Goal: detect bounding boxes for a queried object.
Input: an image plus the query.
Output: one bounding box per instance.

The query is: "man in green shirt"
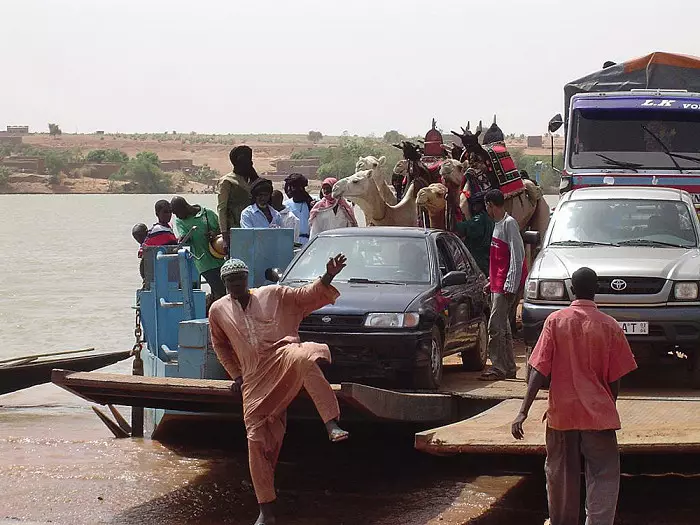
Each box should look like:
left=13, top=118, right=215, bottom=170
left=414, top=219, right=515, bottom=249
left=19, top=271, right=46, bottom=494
left=454, top=198, right=495, bottom=276
left=217, top=145, right=259, bottom=253
left=171, top=196, right=226, bottom=300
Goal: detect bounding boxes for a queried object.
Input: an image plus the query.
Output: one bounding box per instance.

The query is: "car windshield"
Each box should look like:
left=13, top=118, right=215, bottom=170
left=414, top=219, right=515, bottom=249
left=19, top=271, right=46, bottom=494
left=284, top=236, right=432, bottom=284
left=570, top=108, right=700, bottom=170
left=549, top=199, right=697, bottom=248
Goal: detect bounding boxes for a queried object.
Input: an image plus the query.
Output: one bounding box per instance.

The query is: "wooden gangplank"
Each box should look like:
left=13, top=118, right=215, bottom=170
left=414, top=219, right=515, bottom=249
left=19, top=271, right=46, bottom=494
left=415, top=398, right=700, bottom=455
left=51, top=370, right=455, bottom=423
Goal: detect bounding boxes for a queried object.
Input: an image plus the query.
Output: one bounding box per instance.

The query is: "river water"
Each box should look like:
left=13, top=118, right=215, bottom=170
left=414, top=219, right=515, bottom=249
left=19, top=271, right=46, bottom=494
left=4, top=193, right=699, bottom=525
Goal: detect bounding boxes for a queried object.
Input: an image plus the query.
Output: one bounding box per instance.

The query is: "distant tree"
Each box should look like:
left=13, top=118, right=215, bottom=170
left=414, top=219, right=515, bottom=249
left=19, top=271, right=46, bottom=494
left=0, top=166, right=11, bottom=186
left=48, top=123, right=62, bottom=137
left=189, top=164, right=221, bottom=183
left=135, top=151, right=160, bottom=165
left=122, top=155, right=171, bottom=193
left=86, top=149, right=129, bottom=164
left=44, top=151, right=66, bottom=176
left=307, top=130, right=323, bottom=143
left=383, top=130, right=406, bottom=144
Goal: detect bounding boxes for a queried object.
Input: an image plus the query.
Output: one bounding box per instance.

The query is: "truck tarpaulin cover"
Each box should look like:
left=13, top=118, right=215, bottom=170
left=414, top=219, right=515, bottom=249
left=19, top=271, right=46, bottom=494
left=564, top=52, right=700, bottom=119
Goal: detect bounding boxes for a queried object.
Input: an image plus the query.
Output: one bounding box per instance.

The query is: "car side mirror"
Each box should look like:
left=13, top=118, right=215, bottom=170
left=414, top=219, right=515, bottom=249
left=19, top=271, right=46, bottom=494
left=265, top=267, right=281, bottom=283
left=523, top=231, right=541, bottom=246
left=441, top=270, right=467, bottom=287
left=548, top=114, right=564, bottom=133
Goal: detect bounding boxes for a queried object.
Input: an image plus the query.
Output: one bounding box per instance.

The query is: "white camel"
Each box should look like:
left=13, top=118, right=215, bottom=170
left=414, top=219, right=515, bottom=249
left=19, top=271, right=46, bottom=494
left=333, top=169, right=417, bottom=227
left=356, top=155, right=397, bottom=205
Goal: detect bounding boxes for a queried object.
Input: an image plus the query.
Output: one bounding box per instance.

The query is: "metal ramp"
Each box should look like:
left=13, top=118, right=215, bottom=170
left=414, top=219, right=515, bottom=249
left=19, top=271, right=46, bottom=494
left=415, top=398, right=700, bottom=455
left=51, top=370, right=455, bottom=423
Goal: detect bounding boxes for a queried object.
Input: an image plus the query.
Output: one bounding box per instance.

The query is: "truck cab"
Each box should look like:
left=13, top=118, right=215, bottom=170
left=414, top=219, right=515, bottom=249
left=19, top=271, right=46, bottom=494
left=552, top=52, right=700, bottom=212
left=559, top=91, right=700, bottom=210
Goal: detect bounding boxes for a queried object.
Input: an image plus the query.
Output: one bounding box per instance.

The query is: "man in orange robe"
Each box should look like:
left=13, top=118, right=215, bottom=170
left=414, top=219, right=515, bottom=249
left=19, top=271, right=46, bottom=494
left=209, top=255, right=349, bottom=525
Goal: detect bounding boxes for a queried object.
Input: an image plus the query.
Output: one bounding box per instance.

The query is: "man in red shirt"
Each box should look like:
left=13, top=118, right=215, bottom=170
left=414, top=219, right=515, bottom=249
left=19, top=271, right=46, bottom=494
left=512, top=267, right=637, bottom=525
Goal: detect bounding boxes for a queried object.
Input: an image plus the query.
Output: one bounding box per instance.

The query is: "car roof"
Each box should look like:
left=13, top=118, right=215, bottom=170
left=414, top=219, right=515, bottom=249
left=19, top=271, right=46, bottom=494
left=564, top=186, right=686, bottom=202
left=315, top=226, right=438, bottom=238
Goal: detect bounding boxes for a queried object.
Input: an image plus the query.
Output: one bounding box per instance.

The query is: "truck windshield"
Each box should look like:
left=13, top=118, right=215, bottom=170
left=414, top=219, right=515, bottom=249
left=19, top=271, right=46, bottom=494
left=570, top=108, right=700, bottom=170
left=549, top=199, right=697, bottom=248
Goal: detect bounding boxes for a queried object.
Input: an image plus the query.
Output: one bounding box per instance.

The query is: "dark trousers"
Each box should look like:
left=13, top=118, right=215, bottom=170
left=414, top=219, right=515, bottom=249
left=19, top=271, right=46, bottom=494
left=201, top=267, right=226, bottom=301
left=545, top=427, right=620, bottom=525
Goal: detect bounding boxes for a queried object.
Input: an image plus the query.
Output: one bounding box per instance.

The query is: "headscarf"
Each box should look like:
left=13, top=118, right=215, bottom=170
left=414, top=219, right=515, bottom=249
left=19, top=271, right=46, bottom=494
left=309, top=177, right=358, bottom=226
left=229, top=145, right=252, bottom=167
left=250, top=178, right=274, bottom=200
left=284, top=173, right=315, bottom=210
left=220, top=258, right=249, bottom=279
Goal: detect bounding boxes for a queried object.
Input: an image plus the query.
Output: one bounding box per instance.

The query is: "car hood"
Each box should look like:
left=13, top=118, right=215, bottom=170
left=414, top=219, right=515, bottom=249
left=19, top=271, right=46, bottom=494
left=288, top=282, right=426, bottom=315
left=532, top=246, right=700, bottom=280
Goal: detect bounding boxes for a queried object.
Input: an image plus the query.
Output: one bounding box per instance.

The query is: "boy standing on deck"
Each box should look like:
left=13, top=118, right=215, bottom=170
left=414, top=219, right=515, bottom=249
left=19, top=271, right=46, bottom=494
left=511, top=267, right=637, bottom=525
left=480, top=189, right=526, bottom=381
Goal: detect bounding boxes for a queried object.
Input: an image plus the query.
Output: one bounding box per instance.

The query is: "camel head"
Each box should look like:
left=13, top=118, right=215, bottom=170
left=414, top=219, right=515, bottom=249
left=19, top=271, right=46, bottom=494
left=416, top=183, right=448, bottom=212
left=356, top=155, right=386, bottom=172
left=441, top=142, right=465, bottom=161
left=439, top=158, right=467, bottom=187
left=393, top=159, right=409, bottom=177
left=393, top=141, right=423, bottom=162
left=451, top=125, right=488, bottom=161
left=332, top=170, right=373, bottom=201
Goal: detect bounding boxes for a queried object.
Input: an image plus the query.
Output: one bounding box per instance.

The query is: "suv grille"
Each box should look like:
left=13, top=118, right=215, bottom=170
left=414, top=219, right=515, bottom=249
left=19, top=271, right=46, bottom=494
left=597, top=277, right=666, bottom=295
left=300, top=314, right=366, bottom=331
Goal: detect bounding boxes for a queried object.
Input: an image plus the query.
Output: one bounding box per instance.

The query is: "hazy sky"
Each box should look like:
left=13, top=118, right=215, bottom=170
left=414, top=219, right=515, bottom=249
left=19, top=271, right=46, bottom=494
left=2, top=0, right=699, bottom=136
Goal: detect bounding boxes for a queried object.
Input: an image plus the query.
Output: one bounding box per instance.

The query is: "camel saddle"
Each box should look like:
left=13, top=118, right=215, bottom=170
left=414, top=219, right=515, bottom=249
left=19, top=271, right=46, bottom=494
left=482, top=142, right=525, bottom=198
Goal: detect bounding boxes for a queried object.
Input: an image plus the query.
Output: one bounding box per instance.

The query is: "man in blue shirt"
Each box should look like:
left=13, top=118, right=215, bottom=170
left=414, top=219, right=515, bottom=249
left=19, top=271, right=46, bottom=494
left=240, top=178, right=283, bottom=229
left=283, top=173, right=316, bottom=245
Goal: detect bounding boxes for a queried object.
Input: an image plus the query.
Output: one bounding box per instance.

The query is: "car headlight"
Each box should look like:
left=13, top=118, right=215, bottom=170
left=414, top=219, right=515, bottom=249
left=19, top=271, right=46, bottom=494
left=673, top=282, right=698, bottom=300
left=364, top=312, right=420, bottom=328
left=525, top=279, right=538, bottom=300
left=539, top=281, right=566, bottom=300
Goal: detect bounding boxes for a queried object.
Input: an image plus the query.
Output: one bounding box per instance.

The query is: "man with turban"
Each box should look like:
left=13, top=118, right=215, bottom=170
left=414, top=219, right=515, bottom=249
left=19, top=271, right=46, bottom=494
left=283, top=173, right=316, bottom=245
left=209, top=255, right=349, bottom=525
left=218, top=146, right=260, bottom=251
left=240, top=178, right=283, bottom=229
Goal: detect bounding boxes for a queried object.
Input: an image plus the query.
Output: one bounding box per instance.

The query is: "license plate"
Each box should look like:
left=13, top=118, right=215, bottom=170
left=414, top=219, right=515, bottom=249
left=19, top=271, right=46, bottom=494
left=619, top=321, right=649, bottom=335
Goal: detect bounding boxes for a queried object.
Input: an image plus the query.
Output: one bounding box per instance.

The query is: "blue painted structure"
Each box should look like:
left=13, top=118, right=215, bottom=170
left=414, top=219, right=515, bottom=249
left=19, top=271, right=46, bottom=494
left=136, top=229, right=295, bottom=434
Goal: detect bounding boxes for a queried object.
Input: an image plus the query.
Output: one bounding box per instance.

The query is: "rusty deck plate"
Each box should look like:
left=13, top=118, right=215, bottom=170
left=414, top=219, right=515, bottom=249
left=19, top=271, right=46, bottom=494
left=415, top=398, right=700, bottom=455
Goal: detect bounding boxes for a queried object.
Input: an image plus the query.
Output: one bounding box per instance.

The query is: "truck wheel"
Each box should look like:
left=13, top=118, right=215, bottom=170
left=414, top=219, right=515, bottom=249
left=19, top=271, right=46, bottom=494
left=461, top=318, right=487, bottom=371
left=412, top=326, right=444, bottom=390
left=692, top=351, right=700, bottom=390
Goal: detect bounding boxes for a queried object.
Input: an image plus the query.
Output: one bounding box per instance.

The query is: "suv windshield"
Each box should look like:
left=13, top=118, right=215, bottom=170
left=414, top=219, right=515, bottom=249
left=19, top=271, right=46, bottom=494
left=284, top=236, right=432, bottom=284
left=570, top=108, right=700, bottom=170
left=549, top=199, right=697, bottom=248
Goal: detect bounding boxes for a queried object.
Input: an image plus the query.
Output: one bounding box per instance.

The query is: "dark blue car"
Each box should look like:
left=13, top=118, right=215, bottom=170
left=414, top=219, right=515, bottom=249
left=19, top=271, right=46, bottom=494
left=277, top=227, right=489, bottom=390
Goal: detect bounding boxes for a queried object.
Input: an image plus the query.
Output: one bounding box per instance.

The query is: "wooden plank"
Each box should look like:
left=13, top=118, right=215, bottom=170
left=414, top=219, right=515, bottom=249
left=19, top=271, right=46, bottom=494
left=52, top=370, right=450, bottom=422
left=416, top=398, right=700, bottom=455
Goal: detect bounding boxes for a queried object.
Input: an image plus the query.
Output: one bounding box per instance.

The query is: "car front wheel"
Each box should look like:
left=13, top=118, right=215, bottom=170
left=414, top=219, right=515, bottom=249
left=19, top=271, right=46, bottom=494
left=411, top=326, right=444, bottom=390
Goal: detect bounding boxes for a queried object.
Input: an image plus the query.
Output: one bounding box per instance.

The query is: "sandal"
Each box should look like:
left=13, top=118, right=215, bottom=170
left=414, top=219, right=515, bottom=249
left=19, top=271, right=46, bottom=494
left=478, top=370, right=506, bottom=381
left=328, top=428, right=350, bottom=443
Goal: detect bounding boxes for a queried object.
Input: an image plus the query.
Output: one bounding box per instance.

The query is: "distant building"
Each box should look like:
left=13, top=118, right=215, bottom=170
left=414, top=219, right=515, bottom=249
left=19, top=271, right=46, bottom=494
left=6, top=126, right=29, bottom=135
left=270, top=158, right=321, bottom=179
left=527, top=135, right=544, bottom=148
left=95, top=130, right=105, bottom=135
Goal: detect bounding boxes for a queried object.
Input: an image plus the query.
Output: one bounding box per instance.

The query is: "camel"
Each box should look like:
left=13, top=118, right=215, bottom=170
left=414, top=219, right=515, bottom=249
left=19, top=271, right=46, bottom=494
left=356, top=155, right=397, bottom=205
left=440, top=157, right=551, bottom=243
left=416, top=183, right=448, bottom=230
left=332, top=169, right=417, bottom=227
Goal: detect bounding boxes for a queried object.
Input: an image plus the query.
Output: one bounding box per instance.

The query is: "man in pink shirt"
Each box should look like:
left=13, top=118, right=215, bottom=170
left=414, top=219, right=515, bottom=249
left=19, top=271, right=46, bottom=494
left=512, top=267, right=637, bottom=525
